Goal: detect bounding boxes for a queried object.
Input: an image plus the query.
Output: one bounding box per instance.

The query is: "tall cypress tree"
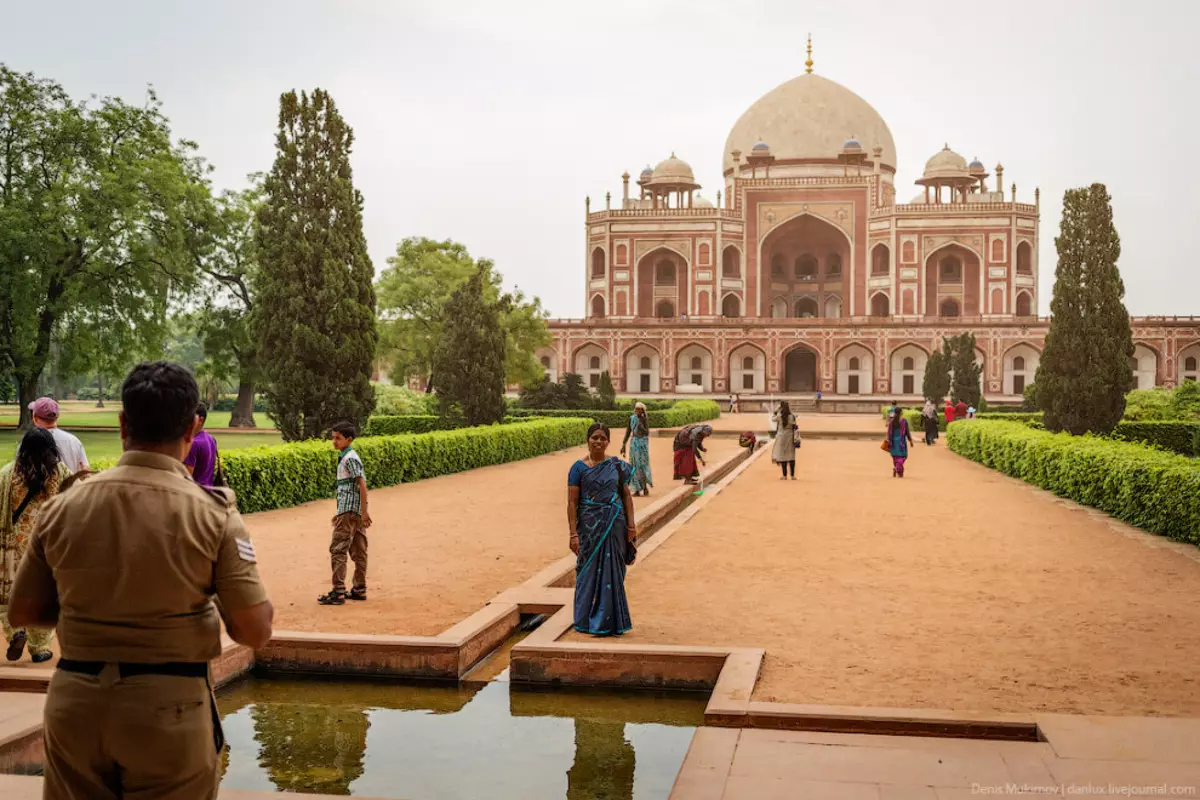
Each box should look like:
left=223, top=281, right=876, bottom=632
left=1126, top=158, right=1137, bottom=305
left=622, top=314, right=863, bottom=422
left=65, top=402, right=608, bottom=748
left=433, top=270, right=506, bottom=426
left=255, top=89, right=377, bottom=440
left=923, top=349, right=951, bottom=403
left=1036, top=184, right=1132, bottom=435
left=948, top=332, right=982, bottom=407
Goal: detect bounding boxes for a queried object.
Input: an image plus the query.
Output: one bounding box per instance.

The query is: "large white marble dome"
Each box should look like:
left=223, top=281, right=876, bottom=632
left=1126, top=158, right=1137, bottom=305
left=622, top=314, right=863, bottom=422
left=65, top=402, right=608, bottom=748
left=723, top=73, right=897, bottom=173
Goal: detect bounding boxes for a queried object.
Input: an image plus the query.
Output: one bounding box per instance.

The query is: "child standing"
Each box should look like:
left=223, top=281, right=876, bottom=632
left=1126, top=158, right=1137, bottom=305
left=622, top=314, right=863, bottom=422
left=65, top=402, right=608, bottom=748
left=318, top=422, right=372, bottom=605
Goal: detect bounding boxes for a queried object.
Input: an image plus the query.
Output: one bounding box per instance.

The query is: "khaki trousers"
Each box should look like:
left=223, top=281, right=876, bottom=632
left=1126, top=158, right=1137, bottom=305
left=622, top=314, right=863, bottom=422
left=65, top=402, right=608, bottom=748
left=42, top=666, right=219, bottom=799
left=330, top=512, right=368, bottom=592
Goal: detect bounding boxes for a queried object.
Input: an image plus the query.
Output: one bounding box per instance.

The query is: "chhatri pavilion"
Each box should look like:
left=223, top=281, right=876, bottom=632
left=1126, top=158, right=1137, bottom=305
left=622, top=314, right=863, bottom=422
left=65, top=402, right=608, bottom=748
left=541, top=44, right=1198, bottom=405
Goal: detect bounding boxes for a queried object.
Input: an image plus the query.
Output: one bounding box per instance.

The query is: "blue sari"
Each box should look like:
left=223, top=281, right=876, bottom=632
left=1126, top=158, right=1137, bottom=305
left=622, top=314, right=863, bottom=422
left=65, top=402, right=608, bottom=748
left=569, top=457, right=633, bottom=636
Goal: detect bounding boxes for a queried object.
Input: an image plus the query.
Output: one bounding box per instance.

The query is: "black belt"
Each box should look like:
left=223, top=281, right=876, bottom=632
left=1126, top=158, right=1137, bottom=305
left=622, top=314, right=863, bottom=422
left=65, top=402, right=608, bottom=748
left=57, top=659, right=208, bottom=679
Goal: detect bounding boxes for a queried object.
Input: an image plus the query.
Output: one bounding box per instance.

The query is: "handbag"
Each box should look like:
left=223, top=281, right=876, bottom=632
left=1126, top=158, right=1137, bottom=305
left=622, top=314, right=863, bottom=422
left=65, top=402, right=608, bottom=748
left=880, top=439, right=890, bottom=452
left=615, top=457, right=637, bottom=566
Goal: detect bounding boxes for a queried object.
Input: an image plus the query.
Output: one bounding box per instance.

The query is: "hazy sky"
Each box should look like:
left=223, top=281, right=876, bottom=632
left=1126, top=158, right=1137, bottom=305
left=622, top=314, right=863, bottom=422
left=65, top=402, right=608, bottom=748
left=3, top=0, right=1196, bottom=318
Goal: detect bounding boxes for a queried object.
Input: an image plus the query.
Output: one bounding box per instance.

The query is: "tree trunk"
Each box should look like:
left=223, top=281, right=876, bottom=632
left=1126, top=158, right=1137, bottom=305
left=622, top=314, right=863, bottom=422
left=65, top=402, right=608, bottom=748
left=17, top=378, right=38, bottom=430
left=229, top=381, right=257, bottom=428
left=96, top=374, right=105, bottom=408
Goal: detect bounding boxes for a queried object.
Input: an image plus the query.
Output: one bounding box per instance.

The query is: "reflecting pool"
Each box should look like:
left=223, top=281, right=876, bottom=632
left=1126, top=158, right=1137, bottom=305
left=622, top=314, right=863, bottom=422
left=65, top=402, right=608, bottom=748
left=217, top=676, right=706, bottom=798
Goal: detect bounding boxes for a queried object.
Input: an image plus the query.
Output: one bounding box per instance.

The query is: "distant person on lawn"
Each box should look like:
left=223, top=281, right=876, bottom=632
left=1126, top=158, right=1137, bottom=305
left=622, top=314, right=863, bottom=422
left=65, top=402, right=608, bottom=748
left=319, top=422, right=371, bottom=606
left=28, top=397, right=89, bottom=475
left=2, top=428, right=70, bottom=663
left=184, top=403, right=219, bottom=487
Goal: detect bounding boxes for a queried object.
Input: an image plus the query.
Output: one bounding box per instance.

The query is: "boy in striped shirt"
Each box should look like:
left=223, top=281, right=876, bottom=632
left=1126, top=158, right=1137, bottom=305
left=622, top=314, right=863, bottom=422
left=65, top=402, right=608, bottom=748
left=318, top=422, right=372, bottom=605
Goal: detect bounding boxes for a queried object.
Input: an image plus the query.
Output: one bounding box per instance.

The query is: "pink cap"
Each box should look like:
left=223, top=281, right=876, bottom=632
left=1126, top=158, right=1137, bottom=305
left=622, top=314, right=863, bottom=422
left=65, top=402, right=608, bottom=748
left=28, top=396, right=59, bottom=421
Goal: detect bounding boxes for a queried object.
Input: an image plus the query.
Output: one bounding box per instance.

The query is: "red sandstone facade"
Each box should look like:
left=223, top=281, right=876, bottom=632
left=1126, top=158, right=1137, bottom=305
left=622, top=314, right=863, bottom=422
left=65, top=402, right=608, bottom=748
left=543, top=67, right=1199, bottom=403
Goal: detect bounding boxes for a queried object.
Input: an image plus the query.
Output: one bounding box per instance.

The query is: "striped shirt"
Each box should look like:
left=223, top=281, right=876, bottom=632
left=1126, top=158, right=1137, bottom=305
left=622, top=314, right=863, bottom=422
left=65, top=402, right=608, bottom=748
left=335, top=447, right=365, bottom=516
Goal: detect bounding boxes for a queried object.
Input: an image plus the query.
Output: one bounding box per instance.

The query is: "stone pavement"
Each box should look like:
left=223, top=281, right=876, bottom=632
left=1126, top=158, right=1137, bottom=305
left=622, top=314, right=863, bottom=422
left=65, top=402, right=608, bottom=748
left=672, top=718, right=1200, bottom=799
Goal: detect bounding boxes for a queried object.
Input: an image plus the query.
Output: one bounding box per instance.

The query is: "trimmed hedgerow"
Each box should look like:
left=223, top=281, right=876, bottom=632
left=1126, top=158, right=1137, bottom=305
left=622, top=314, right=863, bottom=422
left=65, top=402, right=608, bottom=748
left=94, top=418, right=590, bottom=514
left=221, top=417, right=589, bottom=513
left=1111, top=421, right=1200, bottom=457
left=947, top=420, right=1200, bottom=544
left=507, top=399, right=720, bottom=430
left=362, top=415, right=449, bottom=435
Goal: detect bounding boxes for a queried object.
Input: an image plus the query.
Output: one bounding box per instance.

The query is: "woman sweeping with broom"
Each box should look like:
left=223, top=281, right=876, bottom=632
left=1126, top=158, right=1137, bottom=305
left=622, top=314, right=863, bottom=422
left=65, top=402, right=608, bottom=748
left=672, top=423, right=712, bottom=487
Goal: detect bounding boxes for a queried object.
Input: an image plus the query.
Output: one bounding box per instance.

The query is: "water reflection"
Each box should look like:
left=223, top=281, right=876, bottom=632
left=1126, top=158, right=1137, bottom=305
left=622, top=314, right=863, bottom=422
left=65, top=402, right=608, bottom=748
left=251, top=704, right=369, bottom=794
left=217, top=676, right=702, bottom=799
left=567, top=720, right=634, bottom=800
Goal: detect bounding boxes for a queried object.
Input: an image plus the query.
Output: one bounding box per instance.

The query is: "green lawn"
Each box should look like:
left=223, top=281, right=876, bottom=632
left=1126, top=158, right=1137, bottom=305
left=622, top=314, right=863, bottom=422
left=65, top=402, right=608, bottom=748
left=0, top=429, right=283, bottom=464
left=0, top=409, right=275, bottom=429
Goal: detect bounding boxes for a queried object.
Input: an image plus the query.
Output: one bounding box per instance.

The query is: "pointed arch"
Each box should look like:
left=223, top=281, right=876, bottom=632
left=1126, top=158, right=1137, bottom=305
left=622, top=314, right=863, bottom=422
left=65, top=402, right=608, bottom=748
left=572, top=342, right=610, bottom=389
left=871, top=243, right=890, bottom=276
left=729, top=343, right=767, bottom=394
left=590, top=294, right=606, bottom=318
left=721, top=293, right=741, bottom=318
left=890, top=343, right=930, bottom=396
left=591, top=247, right=606, bottom=278
left=624, top=343, right=661, bottom=394
left=676, top=344, right=714, bottom=392
left=1015, top=290, right=1033, bottom=317
left=836, top=343, right=875, bottom=395
left=869, top=292, right=890, bottom=317
left=1002, top=342, right=1041, bottom=396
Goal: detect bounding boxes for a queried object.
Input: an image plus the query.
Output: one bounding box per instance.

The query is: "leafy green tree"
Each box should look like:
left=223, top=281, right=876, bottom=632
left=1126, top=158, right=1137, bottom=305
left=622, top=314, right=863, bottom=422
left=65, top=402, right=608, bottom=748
left=432, top=270, right=506, bottom=426
left=518, top=375, right=565, bottom=409
left=195, top=181, right=264, bottom=426
left=376, top=237, right=549, bottom=392
left=1035, top=184, right=1133, bottom=434
left=1020, top=382, right=1040, bottom=412
left=922, top=349, right=951, bottom=402
left=596, top=371, right=616, bottom=410
left=561, top=373, right=589, bottom=410
left=946, top=332, right=982, bottom=407
left=254, top=89, right=377, bottom=441
left=0, top=65, right=212, bottom=426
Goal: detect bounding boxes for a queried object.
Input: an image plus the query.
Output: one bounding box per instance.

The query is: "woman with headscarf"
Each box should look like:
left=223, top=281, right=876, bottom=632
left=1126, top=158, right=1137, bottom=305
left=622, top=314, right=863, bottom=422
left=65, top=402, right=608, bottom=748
left=886, top=407, right=915, bottom=478
left=568, top=423, right=637, bottom=636
left=2, top=428, right=70, bottom=663
left=921, top=399, right=940, bottom=446
left=771, top=401, right=798, bottom=480
left=619, top=402, right=653, bottom=497
left=672, top=423, right=712, bottom=485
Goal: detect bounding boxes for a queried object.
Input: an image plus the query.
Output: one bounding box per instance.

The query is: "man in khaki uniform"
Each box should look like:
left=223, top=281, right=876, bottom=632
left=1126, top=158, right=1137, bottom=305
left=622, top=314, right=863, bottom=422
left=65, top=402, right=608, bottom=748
left=9, top=361, right=274, bottom=799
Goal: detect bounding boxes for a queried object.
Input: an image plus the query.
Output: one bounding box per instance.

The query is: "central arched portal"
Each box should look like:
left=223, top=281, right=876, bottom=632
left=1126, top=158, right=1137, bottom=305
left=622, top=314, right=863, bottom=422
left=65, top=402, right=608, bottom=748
left=760, top=213, right=850, bottom=319
left=784, top=348, right=817, bottom=392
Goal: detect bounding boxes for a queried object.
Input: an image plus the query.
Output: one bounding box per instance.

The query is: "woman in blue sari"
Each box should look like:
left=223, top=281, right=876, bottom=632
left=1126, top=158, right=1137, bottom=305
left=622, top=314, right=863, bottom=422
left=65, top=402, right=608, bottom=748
left=619, top=402, right=653, bottom=497
left=568, top=423, right=638, bottom=636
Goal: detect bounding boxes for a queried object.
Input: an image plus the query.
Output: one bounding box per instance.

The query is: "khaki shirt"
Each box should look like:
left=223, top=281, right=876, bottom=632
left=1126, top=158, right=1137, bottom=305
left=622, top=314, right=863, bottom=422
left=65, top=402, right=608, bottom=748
left=16, top=451, right=268, bottom=663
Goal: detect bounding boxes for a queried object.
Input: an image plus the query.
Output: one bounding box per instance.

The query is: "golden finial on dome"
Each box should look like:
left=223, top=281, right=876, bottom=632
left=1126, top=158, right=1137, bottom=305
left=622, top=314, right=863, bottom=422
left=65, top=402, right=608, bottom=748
left=805, top=33, right=813, bottom=74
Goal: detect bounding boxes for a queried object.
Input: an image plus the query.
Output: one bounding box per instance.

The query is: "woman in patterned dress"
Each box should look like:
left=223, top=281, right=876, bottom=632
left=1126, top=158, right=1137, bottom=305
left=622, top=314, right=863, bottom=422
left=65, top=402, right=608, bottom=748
left=1, top=428, right=70, bottom=662
left=619, top=402, right=653, bottom=497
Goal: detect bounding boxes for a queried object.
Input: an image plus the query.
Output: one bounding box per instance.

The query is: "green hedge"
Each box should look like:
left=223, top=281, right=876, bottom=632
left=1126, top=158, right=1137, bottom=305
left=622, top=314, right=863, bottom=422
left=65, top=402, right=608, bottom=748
left=96, top=418, right=590, bottom=514
left=508, top=399, right=720, bottom=429
left=1112, top=421, right=1200, bottom=457
left=947, top=420, right=1200, bottom=544
left=363, top=415, right=454, bottom=436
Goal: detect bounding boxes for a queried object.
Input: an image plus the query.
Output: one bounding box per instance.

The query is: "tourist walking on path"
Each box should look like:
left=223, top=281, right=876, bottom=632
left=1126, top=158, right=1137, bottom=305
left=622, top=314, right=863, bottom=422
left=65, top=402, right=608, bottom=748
left=568, top=422, right=637, bottom=636
left=921, top=400, right=940, bottom=446
left=619, top=402, right=653, bottom=497
left=672, top=423, right=712, bottom=485
left=944, top=399, right=956, bottom=425
left=320, top=422, right=371, bottom=605
left=8, top=361, right=273, bottom=798
left=771, top=401, right=799, bottom=480
left=955, top=399, right=968, bottom=421
left=1, top=428, right=70, bottom=663
left=184, top=403, right=220, bottom=487
left=886, top=408, right=915, bottom=478
left=28, top=397, right=89, bottom=475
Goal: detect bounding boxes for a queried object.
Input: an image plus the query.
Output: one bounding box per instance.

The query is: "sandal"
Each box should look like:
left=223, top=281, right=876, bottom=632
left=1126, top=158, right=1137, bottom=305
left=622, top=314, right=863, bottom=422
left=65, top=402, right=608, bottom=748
left=6, top=632, right=27, bottom=661
left=317, top=590, right=346, bottom=606
left=347, top=588, right=367, bottom=601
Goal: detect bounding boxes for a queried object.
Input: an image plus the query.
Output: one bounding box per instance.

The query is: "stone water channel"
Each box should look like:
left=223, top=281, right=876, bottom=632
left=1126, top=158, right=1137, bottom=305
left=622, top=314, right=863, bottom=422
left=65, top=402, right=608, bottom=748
left=216, top=662, right=706, bottom=798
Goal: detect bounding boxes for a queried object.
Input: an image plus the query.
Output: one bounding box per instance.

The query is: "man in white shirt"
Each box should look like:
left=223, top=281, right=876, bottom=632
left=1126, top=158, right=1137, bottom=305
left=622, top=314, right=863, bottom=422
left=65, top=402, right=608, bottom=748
left=29, top=397, right=90, bottom=474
